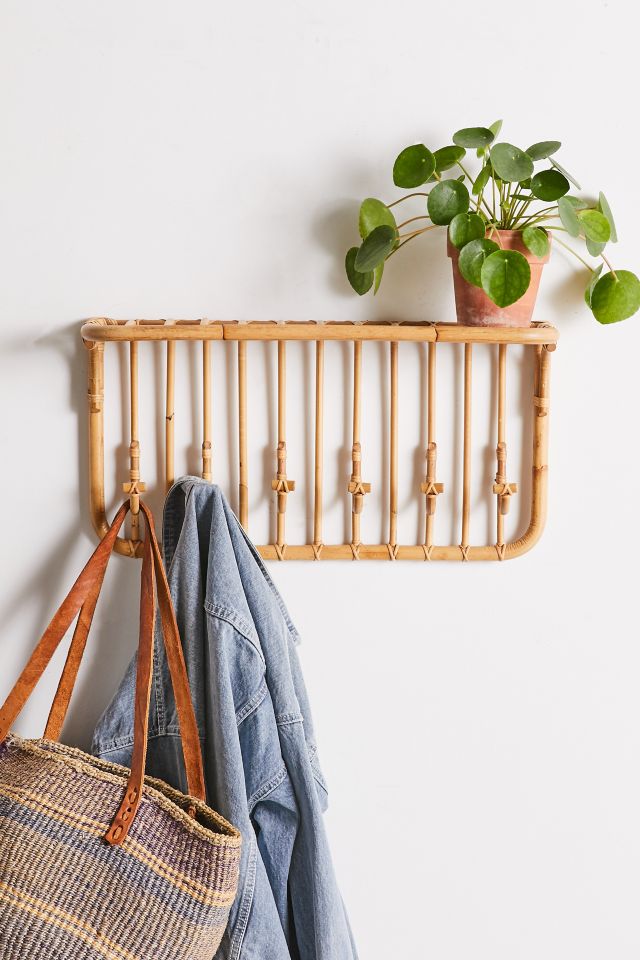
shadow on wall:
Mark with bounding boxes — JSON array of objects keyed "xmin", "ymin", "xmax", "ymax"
[
  {"xmin": 0, "ymin": 325, "xmax": 94, "ymax": 644},
  {"xmin": 311, "ymin": 199, "xmax": 453, "ymax": 322},
  {"xmin": 0, "ymin": 324, "xmax": 141, "ymax": 751}
]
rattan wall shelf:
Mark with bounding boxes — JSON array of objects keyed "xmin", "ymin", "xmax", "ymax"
[{"xmin": 81, "ymin": 319, "xmax": 558, "ymax": 562}]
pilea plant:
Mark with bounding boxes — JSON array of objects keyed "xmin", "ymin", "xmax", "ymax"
[{"xmin": 345, "ymin": 121, "xmax": 640, "ymax": 325}]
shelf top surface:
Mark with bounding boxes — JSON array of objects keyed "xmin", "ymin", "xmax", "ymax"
[{"xmin": 82, "ymin": 319, "xmax": 559, "ymax": 346}]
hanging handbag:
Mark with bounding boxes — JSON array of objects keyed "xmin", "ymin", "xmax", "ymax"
[{"xmin": 0, "ymin": 501, "xmax": 241, "ymax": 960}]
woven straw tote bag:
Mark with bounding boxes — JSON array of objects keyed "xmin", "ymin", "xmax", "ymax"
[{"xmin": 0, "ymin": 501, "xmax": 241, "ymax": 960}]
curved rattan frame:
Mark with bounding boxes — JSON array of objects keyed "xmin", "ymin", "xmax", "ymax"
[{"xmin": 81, "ymin": 318, "xmax": 557, "ymax": 561}]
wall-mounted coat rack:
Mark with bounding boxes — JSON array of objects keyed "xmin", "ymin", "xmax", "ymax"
[{"xmin": 81, "ymin": 319, "xmax": 557, "ymax": 562}]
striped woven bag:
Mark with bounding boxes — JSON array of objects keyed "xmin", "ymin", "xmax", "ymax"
[{"xmin": 0, "ymin": 501, "xmax": 241, "ymax": 960}]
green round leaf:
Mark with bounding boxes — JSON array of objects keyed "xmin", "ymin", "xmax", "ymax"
[
  {"xmin": 448, "ymin": 212, "xmax": 485, "ymax": 249},
  {"xmin": 427, "ymin": 179, "xmax": 470, "ymax": 225},
  {"xmin": 584, "ymin": 264, "xmax": 603, "ymax": 307},
  {"xmin": 550, "ymin": 158, "xmax": 581, "ymax": 190},
  {"xmin": 558, "ymin": 196, "xmax": 582, "ymax": 237},
  {"xmin": 354, "ymin": 224, "xmax": 397, "ymax": 272},
  {"xmin": 393, "ymin": 144, "xmax": 436, "ymax": 188},
  {"xmin": 472, "ymin": 165, "xmax": 491, "ymax": 195},
  {"xmin": 433, "ymin": 145, "xmax": 466, "ymax": 173},
  {"xmin": 577, "ymin": 209, "xmax": 611, "ymax": 244},
  {"xmin": 346, "ymin": 248, "xmax": 373, "ymax": 295},
  {"xmin": 525, "ymin": 140, "xmax": 561, "ymax": 160},
  {"xmin": 373, "ymin": 262, "xmax": 384, "ymax": 294},
  {"xmin": 489, "ymin": 119, "xmax": 503, "ymax": 138},
  {"xmin": 598, "ymin": 191, "xmax": 618, "ymax": 243},
  {"xmin": 586, "ymin": 237, "xmax": 606, "ymax": 257},
  {"xmin": 590, "ymin": 270, "xmax": 640, "ymax": 324},
  {"xmin": 522, "ymin": 226, "xmax": 549, "ymax": 258},
  {"xmin": 453, "ymin": 127, "xmax": 495, "ymax": 149},
  {"xmin": 530, "ymin": 169, "xmax": 570, "ymax": 201},
  {"xmin": 359, "ymin": 198, "xmax": 396, "ymax": 239},
  {"xmin": 490, "ymin": 143, "xmax": 534, "ymax": 183},
  {"xmin": 481, "ymin": 249, "xmax": 531, "ymax": 307},
  {"xmin": 458, "ymin": 238, "xmax": 499, "ymax": 287},
  {"xmin": 564, "ymin": 195, "xmax": 588, "ymax": 210}
]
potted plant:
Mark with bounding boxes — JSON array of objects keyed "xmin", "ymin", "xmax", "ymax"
[{"xmin": 345, "ymin": 122, "xmax": 640, "ymax": 327}]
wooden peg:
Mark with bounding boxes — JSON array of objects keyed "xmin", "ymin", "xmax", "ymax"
[
  {"xmin": 493, "ymin": 441, "xmax": 518, "ymax": 516},
  {"xmin": 421, "ymin": 442, "xmax": 444, "ymax": 515}
]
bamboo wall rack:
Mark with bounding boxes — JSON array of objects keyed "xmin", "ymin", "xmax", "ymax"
[{"xmin": 81, "ymin": 318, "xmax": 558, "ymax": 562}]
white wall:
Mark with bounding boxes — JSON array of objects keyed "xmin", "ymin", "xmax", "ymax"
[{"xmin": 1, "ymin": 2, "xmax": 639, "ymax": 957}]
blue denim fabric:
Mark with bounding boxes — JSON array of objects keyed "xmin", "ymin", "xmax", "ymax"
[{"xmin": 92, "ymin": 479, "xmax": 357, "ymax": 960}]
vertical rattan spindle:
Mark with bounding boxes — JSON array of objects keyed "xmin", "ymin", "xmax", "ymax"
[
  {"xmin": 460, "ymin": 342, "xmax": 473, "ymax": 559},
  {"xmin": 202, "ymin": 338, "xmax": 212, "ymax": 482},
  {"xmin": 421, "ymin": 340, "xmax": 444, "ymax": 555},
  {"xmin": 313, "ymin": 340, "xmax": 324, "ymax": 558},
  {"xmin": 493, "ymin": 343, "xmax": 517, "ymax": 552},
  {"xmin": 122, "ymin": 340, "xmax": 146, "ymax": 542},
  {"xmin": 348, "ymin": 340, "xmax": 370, "ymax": 556},
  {"xmin": 88, "ymin": 342, "xmax": 106, "ymax": 525},
  {"xmin": 389, "ymin": 340, "xmax": 398, "ymax": 557},
  {"xmin": 271, "ymin": 341, "xmax": 295, "ymax": 555},
  {"xmin": 238, "ymin": 341, "xmax": 249, "ymax": 529},
  {"xmin": 165, "ymin": 340, "xmax": 176, "ymax": 492}
]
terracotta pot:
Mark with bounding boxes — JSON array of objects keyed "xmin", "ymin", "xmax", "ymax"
[{"xmin": 447, "ymin": 229, "xmax": 551, "ymax": 328}]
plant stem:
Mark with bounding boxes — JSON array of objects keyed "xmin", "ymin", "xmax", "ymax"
[
  {"xmin": 396, "ymin": 224, "xmax": 440, "ymax": 242},
  {"xmin": 520, "ymin": 216, "xmax": 558, "ymax": 231},
  {"xmin": 487, "ymin": 223, "xmax": 504, "ymax": 247},
  {"xmin": 396, "ymin": 215, "xmax": 432, "ymax": 229},
  {"xmin": 509, "ymin": 187, "xmax": 536, "ymax": 228},
  {"xmin": 498, "ymin": 180, "xmax": 506, "ymax": 227},
  {"xmin": 387, "ymin": 192, "xmax": 429, "ymax": 208},
  {"xmin": 504, "ymin": 184, "xmax": 520, "ymax": 228},
  {"xmin": 552, "ymin": 232, "xmax": 595, "ymax": 272},
  {"xmin": 600, "ymin": 252, "xmax": 618, "ymax": 280},
  {"xmin": 456, "ymin": 160, "xmax": 474, "ymax": 184},
  {"xmin": 456, "ymin": 160, "xmax": 493, "ymax": 219},
  {"xmin": 386, "ymin": 225, "xmax": 441, "ymax": 258},
  {"xmin": 517, "ymin": 205, "xmax": 559, "ymax": 229},
  {"xmin": 509, "ymin": 195, "xmax": 534, "ymax": 228}
]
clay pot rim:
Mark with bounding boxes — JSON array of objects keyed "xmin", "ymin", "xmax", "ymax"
[{"xmin": 447, "ymin": 227, "xmax": 552, "ymax": 265}]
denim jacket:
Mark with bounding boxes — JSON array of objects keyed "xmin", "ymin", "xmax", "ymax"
[{"xmin": 92, "ymin": 479, "xmax": 357, "ymax": 960}]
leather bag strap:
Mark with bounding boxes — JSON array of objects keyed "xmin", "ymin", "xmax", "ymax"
[
  {"xmin": 0, "ymin": 501, "xmax": 206, "ymax": 847},
  {"xmin": 104, "ymin": 524, "xmax": 157, "ymax": 844},
  {"xmin": 104, "ymin": 504, "xmax": 206, "ymax": 845},
  {"xmin": 0, "ymin": 502, "xmax": 129, "ymax": 741},
  {"xmin": 140, "ymin": 502, "xmax": 206, "ymax": 805},
  {"xmin": 44, "ymin": 581, "xmax": 108, "ymax": 741}
]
